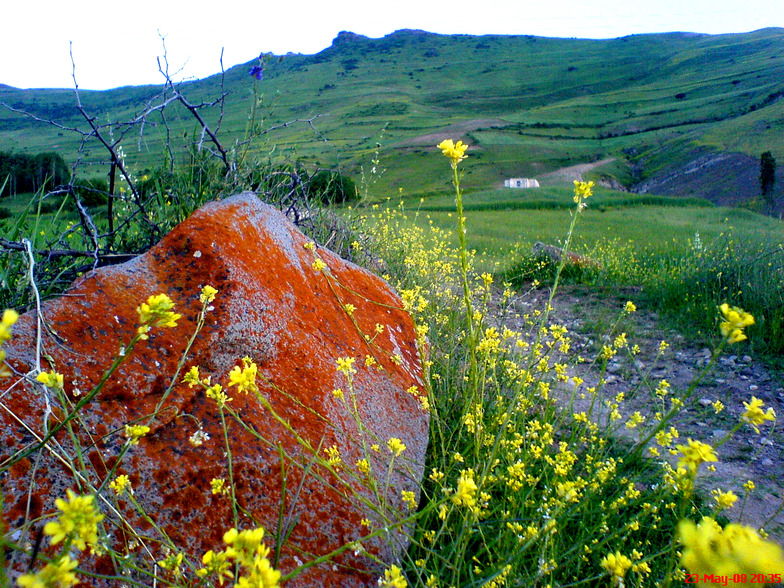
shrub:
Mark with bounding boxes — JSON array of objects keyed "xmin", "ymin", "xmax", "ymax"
[
  {"xmin": 307, "ymin": 170, "xmax": 358, "ymax": 205},
  {"xmin": 72, "ymin": 177, "xmax": 110, "ymax": 207}
]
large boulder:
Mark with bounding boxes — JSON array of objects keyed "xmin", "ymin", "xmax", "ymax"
[{"xmin": 1, "ymin": 193, "xmax": 428, "ymax": 586}]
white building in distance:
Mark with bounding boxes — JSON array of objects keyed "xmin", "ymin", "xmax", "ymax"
[{"xmin": 504, "ymin": 178, "xmax": 540, "ymax": 188}]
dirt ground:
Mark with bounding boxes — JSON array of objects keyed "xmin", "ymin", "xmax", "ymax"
[{"xmin": 496, "ymin": 284, "xmax": 784, "ymax": 544}]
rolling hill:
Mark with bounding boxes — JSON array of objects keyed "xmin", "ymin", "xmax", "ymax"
[{"xmin": 1, "ymin": 28, "xmax": 783, "ymax": 204}]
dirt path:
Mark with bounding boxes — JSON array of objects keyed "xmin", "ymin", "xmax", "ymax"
[
  {"xmin": 497, "ymin": 285, "xmax": 784, "ymax": 543},
  {"xmin": 538, "ymin": 158, "xmax": 616, "ymax": 183}
]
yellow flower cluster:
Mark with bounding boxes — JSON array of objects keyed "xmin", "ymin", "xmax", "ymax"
[
  {"xmin": 378, "ymin": 564, "xmax": 408, "ymax": 588},
  {"xmin": 711, "ymin": 489, "xmax": 738, "ymax": 510},
  {"xmin": 206, "ymin": 383, "xmax": 231, "ymax": 408},
  {"xmin": 200, "ymin": 284, "xmax": 218, "ymax": 304},
  {"xmin": 0, "ymin": 309, "xmax": 18, "ymax": 376},
  {"xmin": 228, "ymin": 357, "xmax": 259, "ymax": 394},
  {"xmin": 387, "ymin": 437, "xmax": 407, "ymax": 456},
  {"xmin": 437, "ymin": 139, "xmax": 468, "ymax": 167},
  {"xmin": 17, "ymin": 555, "xmax": 79, "ymax": 588},
  {"xmin": 600, "ymin": 551, "xmax": 632, "ymax": 584},
  {"xmin": 109, "ymin": 474, "xmax": 132, "ymax": 496},
  {"xmin": 17, "ymin": 488, "xmax": 104, "ymax": 587},
  {"xmin": 124, "ymin": 424, "xmax": 151, "ymax": 445},
  {"xmin": 336, "ymin": 356, "xmax": 356, "ymax": 377},
  {"xmin": 196, "ymin": 528, "xmax": 281, "ymax": 586},
  {"xmin": 0, "ymin": 308, "xmax": 18, "ymax": 343},
  {"xmin": 741, "ymin": 396, "xmax": 776, "ymax": 433},
  {"xmin": 572, "ymin": 180, "xmax": 595, "ymax": 211},
  {"xmin": 718, "ymin": 303, "xmax": 754, "ymax": 343},
  {"xmin": 211, "ymin": 477, "xmax": 230, "ymax": 496},
  {"xmin": 136, "ymin": 293, "xmax": 181, "ymax": 339},
  {"xmin": 679, "ymin": 517, "xmax": 784, "ymax": 576},
  {"xmin": 43, "ymin": 489, "xmax": 104, "ymax": 551},
  {"xmin": 451, "ymin": 469, "xmax": 478, "ymax": 510},
  {"xmin": 36, "ymin": 370, "xmax": 64, "ymax": 390},
  {"xmin": 676, "ymin": 438, "xmax": 717, "ymax": 475}
]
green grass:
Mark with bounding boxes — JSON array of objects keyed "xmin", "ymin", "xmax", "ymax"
[
  {"xmin": 400, "ymin": 200, "xmax": 784, "ymax": 266},
  {"xmin": 409, "ymin": 186, "xmax": 713, "ymax": 212}
]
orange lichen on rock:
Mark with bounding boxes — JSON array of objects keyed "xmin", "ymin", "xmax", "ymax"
[{"xmin": 1, "ymin": 193, "xmax": 428, "ymax": 587}]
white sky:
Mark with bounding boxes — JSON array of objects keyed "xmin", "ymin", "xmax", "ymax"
[{"xmin": 3, "ymin": 0, "xmax": 783, "ymax": 90}]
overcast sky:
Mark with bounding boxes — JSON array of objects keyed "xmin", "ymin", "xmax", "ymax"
[{"xmin": 3, "ymin": 0, "xmax": 783, "ymax": 90}]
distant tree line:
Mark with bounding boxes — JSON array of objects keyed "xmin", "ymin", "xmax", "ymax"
[{"xmin": 0, "ymin": 151, "xmax": 70, "ymax": 197}]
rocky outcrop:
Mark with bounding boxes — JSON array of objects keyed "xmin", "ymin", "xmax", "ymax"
[{"xmin": 1, "ymin": 193, "xmax": 429, "ymax": 586}]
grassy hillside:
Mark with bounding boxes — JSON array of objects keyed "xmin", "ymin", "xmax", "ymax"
[{"xmin": 1, "ymin": 28, "xmax": 784, "ymax": 204}]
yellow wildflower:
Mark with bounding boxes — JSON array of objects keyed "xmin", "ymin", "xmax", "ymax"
[
  {"xmin": 17, "ymin": 555, "xmax": 79, "ymax": 588},
  {"xmin": 158, "ymin": 552, "xmax": 184, "ymax": 574},
  {"xmin": 136, "ymin": 293, "xmax": 181, "ymax": 338},
  {"xmin": 712, "ymin": 489, "xmax": 738, "ymax": 510},
  {"xmin": 401, "ymin": 490, "xmax": 417, "ymax": 510},
  {"xmin": 43, "ymin": 489, "xmax": 104, "ymax": 552},
  {"xmin": 679, "ymin": 517, "xmax": 784, "ymax": 576},
  {"xmin": 452, "ymin": 469, "xmax": 478, "ymax": 509},
  {"xmin": 741, "ymin": 396, "xmax": 776, "ymax": 433},
  {"xmin": 36, "ymin": 371, "xmax": 64, "ymax": 390},
  {"xmin": 325, "ymin": 445, "xmax": 342, "ymax": 467},
  {"xmin": 312, "ymin": 258, "xmax": 326, "ymax": 272},
  {"xmin": 356, "ymin": 459, "xmax": 370, "ymax": 476},
  {"xmin": 109, "ymin": 475, "xmax": 131, "ymax": 496},
  {"xmin": 379, "ymin": 564, "xmax": 408, "ymax": 588},
  {"xmin": 0, "ymin": 308, "xmax": 19, "ymax": 342},
  {"xmin": 676, "ymin": 438, "xmax": 717, "ymax": 475},
  {"xmin": 573, "ymin": 180, "xmax": 594, "ymax": 211},
  {"xmin": 624, "ymin": 301, "xmax": 637, "ymax": 313},
  {"xmin": 387, "ymin": 437, "xmax": 407, "ymax": 456},
  {"xmin": 124, "ymin": 424, "xmax": 150, "ymax": 445},
  {"xmin": 228, "ymin": 358, "xmax": 258, "ymax": 394},
  {"xmin": 200, "ymin": 284, "xmax": 218, "ymax": 304},
  {"xmin": 206, "ymin": 384, "xmax": 231, "ymax": 408},
  {"xmin": 211, "ymin": 478, "xmax": 229, "ymax": 496},
  {"xmin": 719, "ymin": 303, "xmax": 754, "ymax": 343},
  {"xmin": 336, "ymin": 356, "xmax": 356, "ymax": 376},
  {"xmin": 600, "ymin": 551, "xmax": 632, "ymax": 585},
  {"xmin": 183, "ymin": 365, "xmax": 200, "ymax": 387},
  {"xmin": 197, "ymin": 549, "xmax": 233, "ymax": 585},
  {"xmin": 436, "ymin": 139, "xmax": 468, "ymax": 167}
]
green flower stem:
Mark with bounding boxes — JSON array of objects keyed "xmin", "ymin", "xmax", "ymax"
[
  {"xmin": 218, "ymin": 407, "xmax": 240, "ymax": 530},
  {"xmin": 451, "ymin": 162, "xmax": 477, "ymax": 386}
]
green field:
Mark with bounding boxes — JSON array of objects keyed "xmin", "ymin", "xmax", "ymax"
[{"xmin": 395, "ymin": 190, "xmax": 784, "ymax": 266}]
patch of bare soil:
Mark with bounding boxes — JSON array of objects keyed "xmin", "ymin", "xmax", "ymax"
[
  {"xmin": 498, "ymin": 285, "xmax": 784, "ymax": 543},
  {"xmin": 538, "ymin": 158, "xmax": 616, "ymax": 183}
]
